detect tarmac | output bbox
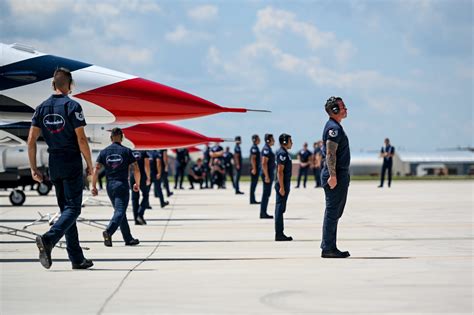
[0,180,473,314]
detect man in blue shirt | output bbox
[260,134,275,219]
[28,68,93,269]
[91,128,140,247]
[274,133,293,241]
[131,150,151,225]
[223,147,235,190]
[174,148,189,189]
[379,138,395,188]
[202,145,211,188]
[249,134,261,204]
[320,96,351,258]
[233,136,244,195]
[296,142,312,188]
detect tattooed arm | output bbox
[326,140,338,189]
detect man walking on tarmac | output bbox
[91,128,140,247]
[28,67,94,269]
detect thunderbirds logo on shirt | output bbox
[328,129,338,137]
[43,114,65,134]
[106,154,123,169]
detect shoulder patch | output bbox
[75,111,85,121]
[279,154,287,161]
[328,129,338,137]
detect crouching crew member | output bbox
[320,96,351,258]
[28,67,93,269]
[260,133,275,219]
[188,158,205,189]
[131,150,151,225]
[274,133,293,241]
[92,128,140,247]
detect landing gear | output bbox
[9,189,26,206]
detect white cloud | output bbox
[254,6,335,50]
[188,5,218,21]
[367,97,421,115]
[165,25,211,44]
[7,0,72,15]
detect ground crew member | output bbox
[150,150,169,208]
[320,96,351,258]
[274,133,293,241]
[28,67,93,269]
[379,138,395,188]
[188,158,205,189]
[260,134,275,219]
[203,144,211,188]
[249,134,261,204]
[312,141,323,188]
[234,136,244,195]
[223,146,235,189]
[131,150,151,225]
[160,149,173,197]
[174,148,189,189]
[91,128,140,247]
[296,142,312,188]
[210,142,224,188]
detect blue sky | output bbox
[1,0,472,155]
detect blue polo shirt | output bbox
[298,149,312,163]
[31,94,86,153]
[234,144,242,164]
[276,147,292,188]
[132,150,150,179]
[191,164,203,176]
[223,151,233,167]
[176,148,189,166]
[97,142,136,182]
[261,144,275,181]
[250,144,261,170]
[381,145,395,163]
[321,118,351,175]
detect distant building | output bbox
[350,150,474,176]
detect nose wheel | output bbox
[9,190,26,206]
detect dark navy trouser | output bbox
[106,181,133,243]
[225,166,235,189]
[321,173,350,251]
[234,168,241,193]
[274,183,290,236]
[297,165,309,187]
[174,164,186,188]
[260,177,273,216]
[250,172,259,203]
[162,171,172,196]
[130,176,150,220]
[313,167,321,187]
[43,152,85,264]
[380,161,393,187]
[152,175,166,206]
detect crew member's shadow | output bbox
[350,256,412,259]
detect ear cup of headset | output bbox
[331,105,339,114]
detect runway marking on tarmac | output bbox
[96,197,176,315]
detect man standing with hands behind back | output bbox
[320,96,351,258]
[28,67,94,269]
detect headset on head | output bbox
[279,133,291,145]
[264,133,273,143]
[325,96,343,115]
[252,134,259,143]
[52,67,73,91]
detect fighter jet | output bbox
[0,42,268,123]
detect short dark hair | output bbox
[264,133,273,143]
[53,67,73,91]
[110,127,123,138]
[235,136,241,141]
[279,133,291,145]
[252,134,259,143]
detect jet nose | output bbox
[74,78,247,123]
